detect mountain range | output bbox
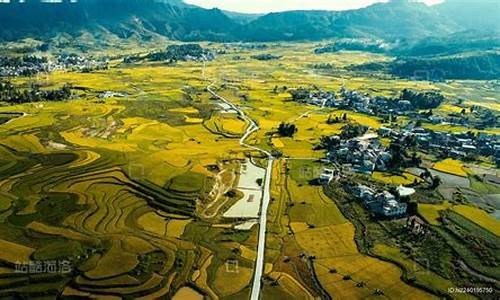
[0,0,498,43]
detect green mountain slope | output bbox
[0,0,498,43]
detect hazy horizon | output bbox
[184,0,445,14]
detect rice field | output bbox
[263,159,439,299]
[432,158,468,177]
[451,205,500,236]
[418,201,453,225]
[0,42,497,298]
[372,171,423,185]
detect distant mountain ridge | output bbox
[0,0,498,43]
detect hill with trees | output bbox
[0,0,498,43]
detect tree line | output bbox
[400,89,444,109]
[0,81,72,104]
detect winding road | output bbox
[206,80,272,300]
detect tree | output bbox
[319,135,340,150]
[278,123,297,137]
[420,169,432,181]
[340,123,368,139]
[388,141,404,169]
[290,88,310,102]
[400,89,444,109]
[407,200,418,215]
[326,114,340,124]
[431,175,441,189]
[411,152,422,167]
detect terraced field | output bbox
[0,60,255,298]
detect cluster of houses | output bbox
[322,122,499,175]
[293,87,498,138]
[56,54,108,72]
[0,56,50,77]
[424,106,498,131]
[291,87,416,115]
[351,184,414,218]
[325,133,393,175]
[0,54,107,77]
[338,88,416,115]
[295,90,335,107]
[381,126,500,163]
[318,147,414,219]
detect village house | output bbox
[319,168,336,184]
[395,126,499,162]
[326,133,392,175]
[351,185,407,218]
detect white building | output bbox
[319,168,335,184]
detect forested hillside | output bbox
[0,0,498,42]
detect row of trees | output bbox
[327,113,348,124]
[391,52,500,81]
[251,54,281,61]
[146,44,214,62]
[0,81,72,104]
[314,39,386,54]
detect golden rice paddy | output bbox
[433,158,468,177]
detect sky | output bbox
[184,0,445,14]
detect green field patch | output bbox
[288,178,347,227]
[165,172,207,193]
[8,192,86,228]
[372,244,468,299]
[0,134,46,153]
[436,210,499,279]
[84,239,139,280]
[118,99,189,126]
[33,240,86,261]
[0,238,34,264]
[451,205,500,236]
[372,171,423,185]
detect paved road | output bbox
[206,80,272,300]
[250,157,273,300]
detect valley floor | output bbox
[0,42,498,299]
